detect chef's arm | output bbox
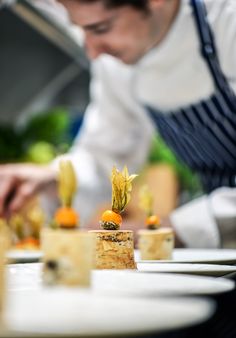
[167,187,236,248]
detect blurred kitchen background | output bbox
[0,0,202,226]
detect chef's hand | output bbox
[0,164,57,217]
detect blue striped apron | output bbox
[146,0,236,193]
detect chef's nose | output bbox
[84,32,106,59]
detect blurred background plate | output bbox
[135,249,236,264]
[137,262,236,277]
[6,250,43,263]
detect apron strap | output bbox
[190,0,236,108]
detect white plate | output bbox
[6,250,43,263]
[7,263,42,291]
[7,264,235,296]
[92,270,235,296]
[135,249,236,264]
[137,262,236,277]
[4,289,214,337]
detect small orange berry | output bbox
[15,237,40,250]
[101,210,122,226]
[146,215,161,226]
[54,207,78,228]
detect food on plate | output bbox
[14,237,40,250]
[0,220,10,320]
[90,166,137,269]
[138,185,174,260]
[42,160,94,286]
[8,198,44,251]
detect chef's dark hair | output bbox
[77,0,148,11]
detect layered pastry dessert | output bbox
[138,185,174,260]
[41,160,94,286]
[0,220,10,322]
[90,166,137,269]
[8,198,44,251]
[42,229,95,286]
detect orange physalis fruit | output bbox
[54,207,78,228]
[101,210,122,225]
[146,215,161,229]
[100,210,122,230]
[15,237,40,250]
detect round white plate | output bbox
[7,264,234,296]
[92,270,235,296]
[137,262,236,277]
[7,263,42,291]
[135,249,236,264]
[6,250,43,263]
[5,289,214,337]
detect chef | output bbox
[0,0,235,248]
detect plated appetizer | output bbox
[138,185,174,260]
[41,160,94,286]
[8,198,44,251]
[90,166,137,269]
[0,220,10,322]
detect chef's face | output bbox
[59,0,164,64]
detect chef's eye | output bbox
[94,24,112,35]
